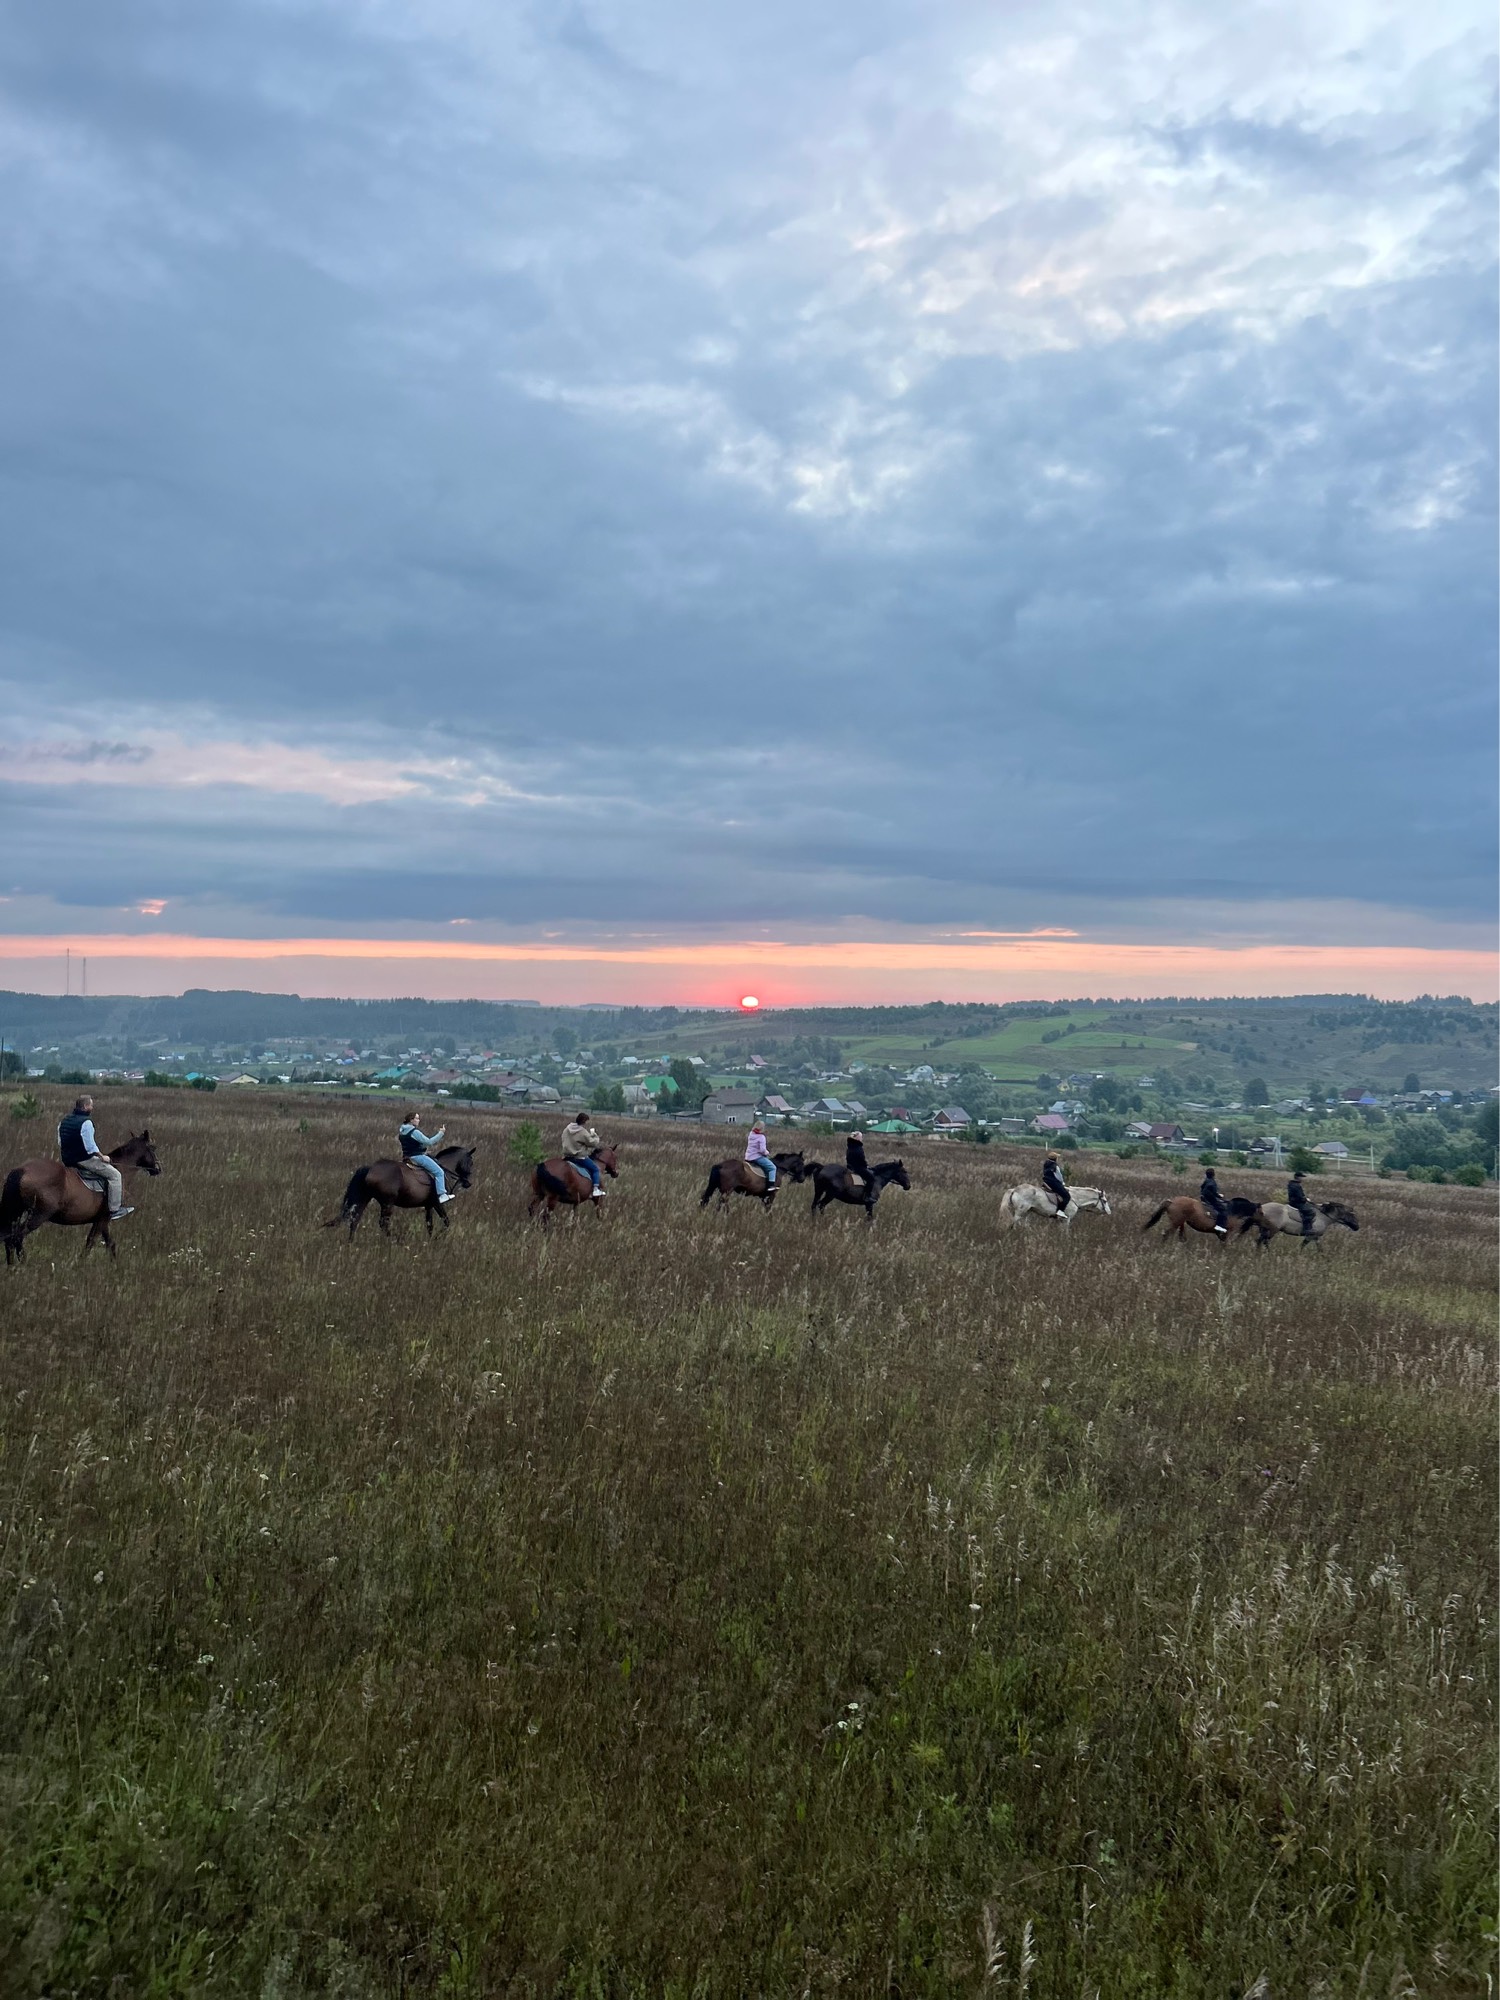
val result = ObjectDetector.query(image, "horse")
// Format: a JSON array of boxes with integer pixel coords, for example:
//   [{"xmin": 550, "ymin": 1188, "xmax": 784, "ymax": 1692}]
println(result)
[
  {"xmin": 806, "ymin": 1158, "xmax": 911, "ymax": 1225},
  {"xmin": 2, "ymin": 1131, "xmax": 161, "ymax": 1264},
  {"xmin": 699, "ymin": 1151, "xmax": 808, "ymax": 1211},
  {"xmin": 999, "ymin": 1183, "xmax": 1112, "ymax": 1226},
  {"xmin": 326, "ymin": 1143, "xmax": 477, "ymax": 1239},
  {"xmin": 528, "ymin": 1145, "xmax": 620, "ymax": 1224},
  {"xmin": 1141, "ymin": 1195, "xmax": 1233, "ymax": 1243},
  {"xmin": 1229, "ymin": 1196, "xmax": 1359, "ymax": 1249}
]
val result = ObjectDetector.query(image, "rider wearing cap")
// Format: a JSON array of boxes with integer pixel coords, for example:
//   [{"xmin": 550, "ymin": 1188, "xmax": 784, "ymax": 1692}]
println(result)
[
  {"xmin": 1041, "ymin": 1151, "xmax": 1071, "ymax": 1220},
  {"xmin": 1287, "ymin": 1169, "xmax": 1317, "ymax": 1236},
  {"xmin": 57, "ymin": 1095, "xmax": 132, "ymax": 1220}
]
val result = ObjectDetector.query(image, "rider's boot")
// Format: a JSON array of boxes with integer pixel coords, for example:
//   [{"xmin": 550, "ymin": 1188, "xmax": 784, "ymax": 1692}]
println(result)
[
  {"xmin": 112, "ymin": 1206, "xmax": 135, "ymax": 1220},
  {"xmin": 591, "ymin": 1185, "xmax": 604, "ymax": 1199},
  {"xmin": 438, "ymin": 1191, "xmax": 456, "ymax": 1203}
]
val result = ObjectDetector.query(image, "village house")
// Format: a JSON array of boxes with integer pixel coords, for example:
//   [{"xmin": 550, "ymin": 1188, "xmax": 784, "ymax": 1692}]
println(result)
[
  {"xmin": 759, "ymin": 1094, "xmax": 796, "ymax": 1121},
  {"xmin": 930, "ymin": 1107, "xmax": 972, "ymax": 1135},
  {"xmin": 1313, "ymin": 1140, "xmax": 1351, "ymax": 1160},
  {"xmin": 700, "ymin": 1088, "xmax": 760, "ymax": 1126},
  {"xmin": 1146, "ymin": 1123, "xmax": 1185, "ymax": 1144},
  {"xmin": 1031, "ymin": 1113, "xmax": 1070, "ymax": 1135}
]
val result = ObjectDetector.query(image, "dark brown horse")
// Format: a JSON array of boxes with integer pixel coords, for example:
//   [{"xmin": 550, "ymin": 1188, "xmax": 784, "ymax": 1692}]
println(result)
[
  {"xmin": 807, "ymin": 1158, "xmax": 910, "ymax": 1225},
  {"xmin": 699, "ymin": 1150, "xmax": 808, "ymax": 1210},
  {"xmin": 1141, "ymin": 1195, "xmax": 1230, "ymax": 1243},
  {"xmin": 529, "ymin": 1145, "xmax": 620, "ymax": 1223},
  {"xmin": 2, "ymin": 1131, "xmax": 161, "ymax": 1264},
  {"xmin": 327, "ymin": 1143, "xmax": 476, "ymax": 1239}
]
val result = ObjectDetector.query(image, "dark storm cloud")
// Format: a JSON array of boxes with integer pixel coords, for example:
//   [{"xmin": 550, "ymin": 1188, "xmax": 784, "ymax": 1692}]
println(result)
[{"xmin": 1, "ymin": 0, "xmax": 1493, "ymax": 944}]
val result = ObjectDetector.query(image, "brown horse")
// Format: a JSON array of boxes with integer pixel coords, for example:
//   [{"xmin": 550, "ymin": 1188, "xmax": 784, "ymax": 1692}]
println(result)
[
  {"xmin": 1141, "ymin": 1195, "xmax": 1231, "ymax": 1243},
  {"xmin": 806, "ymin": 1158, "xmax": 911, "ymax": 1225},
  {"xmin": 699, "ymin": 1150, "xmax": 808, "ymax": 1210},
  {"xmin": 529, "ymin": 1145, "xmax": 620, "ymax": 1223},
  {"xmin": 327, "ymin": 1143, "xmax": 476, "ymax": 1239},
  {"xmin": 2, "ymin": 1131, "xmax": 162, "ymax": 1264}
]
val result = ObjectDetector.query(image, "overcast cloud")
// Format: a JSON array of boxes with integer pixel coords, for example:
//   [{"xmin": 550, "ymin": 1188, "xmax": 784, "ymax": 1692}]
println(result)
[{"xmin": 1, "ymin": 0, "xmax": 1494, "ymax": 966}]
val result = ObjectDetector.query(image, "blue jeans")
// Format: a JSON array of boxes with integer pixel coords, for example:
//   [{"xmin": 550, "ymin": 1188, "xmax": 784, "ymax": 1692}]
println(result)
[
  {"xmin": 748, "ymin": 1155, "xmax": 776, "ymax": 1185},
  {"xmin": 406, "ymin": 1153, "xmax": 447, "ymax": 1197},
  {"xmin": 571, "ymin": 1154, "xmax": 602, "ymax": 1190}
]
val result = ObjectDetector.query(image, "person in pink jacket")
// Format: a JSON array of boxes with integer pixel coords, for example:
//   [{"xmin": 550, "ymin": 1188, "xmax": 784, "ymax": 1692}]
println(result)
[{"xmin": 744, "ymin": 1121, "xmax": 777, "ymax": 1188}]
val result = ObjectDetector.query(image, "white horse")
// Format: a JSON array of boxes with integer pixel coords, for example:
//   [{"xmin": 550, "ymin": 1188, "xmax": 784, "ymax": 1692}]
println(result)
[{"xmin": 999, "ymin": 1183, "xmax": 1112, "ymax": 1226}]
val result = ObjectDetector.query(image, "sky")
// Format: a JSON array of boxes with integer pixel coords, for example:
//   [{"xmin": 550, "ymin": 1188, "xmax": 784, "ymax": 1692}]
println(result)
[{"xmin": 1, "ymin": 0, "xmax": 1495, "ymax": 1005}]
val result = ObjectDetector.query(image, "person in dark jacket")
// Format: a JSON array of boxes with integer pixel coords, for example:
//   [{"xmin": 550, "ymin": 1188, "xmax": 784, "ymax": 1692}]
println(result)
[
  {"xmin": 845, "ymin": 1131, "xmax": 869, "ymax": 1188},
  {"xmin": 58, "ymin": 1094, "xmax": 132, "ymax": 1219},
  {"xmin": 1041, "ymin": 1152, "xmax": 1071, "ymax": 1219},
  {"xmin": 1199, "ymin": 1166, "xmax": 1228, "ymax": 1235},
  {"xmin": 1287, "ymin": 1171, "xmax": 1317, "ymax": 1236}
]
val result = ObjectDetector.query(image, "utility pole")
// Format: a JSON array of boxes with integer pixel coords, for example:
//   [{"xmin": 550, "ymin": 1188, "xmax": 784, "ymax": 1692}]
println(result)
[
  {"xmin": 81, "ymin": 957, "xmax": 88, "ymax": 997},
  {"xmin": 65, "ymin": 947, "xmax": 71, "ymax": 996}
]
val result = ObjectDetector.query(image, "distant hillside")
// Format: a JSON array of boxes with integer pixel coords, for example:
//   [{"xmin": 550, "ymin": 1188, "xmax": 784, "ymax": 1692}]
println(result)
[{"xmin": 1, "ymin": 989, "xmax": 1495, "ymax": 1095}]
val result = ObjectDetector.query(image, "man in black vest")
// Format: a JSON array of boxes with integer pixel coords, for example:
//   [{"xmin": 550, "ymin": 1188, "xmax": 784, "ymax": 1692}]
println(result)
[
  {"xmin": 1287, "ymin": 1170, "xmax": 1317, "ymax": 1237},
  {"xmin": 58, "ymin": 1095, "xmax": 131, "ymax": 1219},
  {"xmin": 1199, "ymin": 1166, "xmax": 1228, "ymax": 1235}
]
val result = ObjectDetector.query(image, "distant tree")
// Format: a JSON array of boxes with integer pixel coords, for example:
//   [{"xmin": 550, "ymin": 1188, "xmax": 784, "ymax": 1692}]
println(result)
[
  {"xmin": 555, "ymin": 1025, "xmax": 579, "ymax": 1058},
  {"xmin": 1244, "ymin": 1078, "xmax": 1270, "ymax": 1107},
  {"xmin": 1287, "ymin": 1145, "xmax": 1322, "ymax": 1176},
  {"xmin": 1475, "ymin": 1099, "xmax": 1498, "ymax": 1172},
  {"xmin": 1088, "ymin": 1075, "xmax": 1126, "ymax": 1109},
  {"xmin": 1453, "ymin": 1163, "xmax": 1487, "ymax": 1186},
  {"xmin": 1403, "ymin": 1072, "xmax": 1421, "ymax": 1093},
  {"xmin": 669, "ymin": 1058, "xmax": 706, "ymax": 1110},
  {"xmin": 0, "ymin": 1049, "xmax": 23, "ymax": 1081},
  {"xmin": 589, "ymin": 1080, "xmax": 626, "ymax": 1114},
  {"xmin": 189, "ymin": 1075, "xmax": 217, "ymax": 1092},
  {"xmin": 508, "ymin": 1121, "xmax": 544, "ymax": 1169},
  {"xmin": 9, "ymin": 1092, "xmax": 39, "ymax": 1122}
]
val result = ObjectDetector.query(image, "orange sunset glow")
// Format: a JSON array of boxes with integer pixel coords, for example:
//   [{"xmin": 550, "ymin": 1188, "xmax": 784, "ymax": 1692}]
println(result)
[{"xmin": 0, "ymin": 931, "xmax": 1491, "ymax": 1005}]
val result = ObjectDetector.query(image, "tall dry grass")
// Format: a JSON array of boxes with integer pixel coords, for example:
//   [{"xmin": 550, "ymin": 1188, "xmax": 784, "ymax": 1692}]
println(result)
[{"xmin": 1, "ymin": 1090, "xmax": 1494, "ymax": 1996}]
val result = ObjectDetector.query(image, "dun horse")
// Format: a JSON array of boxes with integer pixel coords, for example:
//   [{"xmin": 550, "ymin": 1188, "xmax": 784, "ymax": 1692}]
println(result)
[
  {"xmin": 2, "ymin": 1131, "xmax": 161, "ymax": 1264},
  {"xmin": 529, "ymin": 1144, "xmax": 620, "ymax": 1223},
  {"xmin": 1230, "ymin": 1197, "xmax": 1359, "ymax": 1248},
  {"xmin": 328, "ymin": 1144, "xmax": 477, "ymax": 1239},
  {"xmin": 699, "ymin": 1151, "xmax": 808, "ymax": 1210}
]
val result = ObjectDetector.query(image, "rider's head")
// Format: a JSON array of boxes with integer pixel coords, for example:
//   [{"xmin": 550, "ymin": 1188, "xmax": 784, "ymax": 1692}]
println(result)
[
  {"xmin": 850, "ymin": 1130, "xmax": 863, "ymax": 1142},
  {"xmin": 751, "ymin": 1121, "xmax": 764, "ymax": 1134},
  {"xmin": 74, "ymin": 1095, "xmax": 92, "ymax": 1114},
  {"xmin": 1044, "ymin": 1152, "xmax": 1057, "ymax": 1164}
]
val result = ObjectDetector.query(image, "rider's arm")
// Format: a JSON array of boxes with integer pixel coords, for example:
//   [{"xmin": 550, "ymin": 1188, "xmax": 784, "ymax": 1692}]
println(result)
[
  {"xmin": 79, "ymin": 1118, "xmax": 104, "ymax": 1158},
  {"xmin": 428, "ymin": 1127, "xmax": 445, "ymax": 1147}
]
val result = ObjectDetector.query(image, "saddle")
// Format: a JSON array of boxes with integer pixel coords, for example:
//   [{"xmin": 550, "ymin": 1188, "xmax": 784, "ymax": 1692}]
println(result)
[
  {"xmin": 746, "ymin": 1164, "xmax": 770, "ymax": 1192},
  {"xmin": 74, "ymin": 1165, "xmax": 110, "ymax": 1196}
]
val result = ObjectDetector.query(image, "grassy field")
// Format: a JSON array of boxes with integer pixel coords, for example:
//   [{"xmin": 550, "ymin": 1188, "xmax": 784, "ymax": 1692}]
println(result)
[{"xmin": 1, "ymin": 1089, "xmax": 1494, "ymax": 1997}]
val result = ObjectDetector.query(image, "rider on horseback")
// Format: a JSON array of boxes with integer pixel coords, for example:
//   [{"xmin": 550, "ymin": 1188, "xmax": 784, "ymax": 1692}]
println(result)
[
  {"xmin": 398, "ymin": 1112, "xmax": 454, "ymax": 1202},
  {"xmin": 563, "ymin": 1114, "xmax": 606, "ymax": 1199},
  {"xmin": 1041, "ymin": 1152, "xmax": 1071, "ymax": 1220},
  {"xmin": 58, "ymin": 1096, "xmax": 132, "ymax": 1220},
  {"xmin": 1287, "ymin": 1170, "xmax": 1317, "ymax": 1237},
  {"xmin": 845, "ymin": 1130, "xmax": 868, "ymax": 1188},
  {"xmin": 1199, "ymin": 1166, "xmax": 1229, "ymax": 1236},
  {"xmin": 744, "ymin": 1121, "xmax": 777, "ymax": 1190}
]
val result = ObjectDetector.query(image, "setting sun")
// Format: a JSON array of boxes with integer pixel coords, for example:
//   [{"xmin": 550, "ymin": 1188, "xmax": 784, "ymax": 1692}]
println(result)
[{"xmin": 739, "ymin": 994, "xmax": 760, "ymax": 1010}]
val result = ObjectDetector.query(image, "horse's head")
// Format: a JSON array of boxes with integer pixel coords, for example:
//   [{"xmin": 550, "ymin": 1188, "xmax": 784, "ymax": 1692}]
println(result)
[
  {"xmin": 1226, "ymin": 1196, "xmax": 1260, "ymax": 1218},
  {"xmin": 1095, "ymin": 1188, "xmax": 1112, "ymax": 1215},
  {"xmin": 776, "ymin": 1151, "xmax": 808, "ymax": 1183},
  {"xmin": 1321, "ymin": 1201, "xmax": 1359, "ymax": 1230},
  {"xmin": 450, "ymin": 1145, "xmax": 477, "ymax": 1190},
  {"xmin": 885, "ymin": 1160, "xmax": 911, "ymax": 1192},
  {"xmin": 118, "ymin": 1130, "xmax": 162, "ymax": 1176},
  {"xmin": 596, "ymin": 1145, "xmax": 620, "ymax": 1179}
]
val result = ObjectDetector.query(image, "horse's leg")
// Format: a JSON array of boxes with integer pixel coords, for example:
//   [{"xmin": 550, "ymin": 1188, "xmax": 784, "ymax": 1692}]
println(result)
[
  {"xmin": 377, "ymin": 1203, "xmax": 394, "ymax": 1238},
  {"xmin": 346, "ymin": 1198, "xmax": 366, "ymax": 1240}
]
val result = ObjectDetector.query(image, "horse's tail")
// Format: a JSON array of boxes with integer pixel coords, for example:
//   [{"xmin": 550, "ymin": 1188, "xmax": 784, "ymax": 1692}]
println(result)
[
  {"xmin": 0, "ymin": 1166, "xmax": 27, "ymax": 1232},
  {"xmin": 699, "ymin": 1163, "xmax": 723, "ymax": 1207},
  {"xmin": 534, "ymin": 1160, "xmax": 572, "ymax": 1201},
  {"xmin": 325, "ymin": 1167, "xmax": 368, "ymax": 1226},
  {"xmin": 1141, "ymin": 1202, "xmax": 1169, "ymax": 1234}
]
